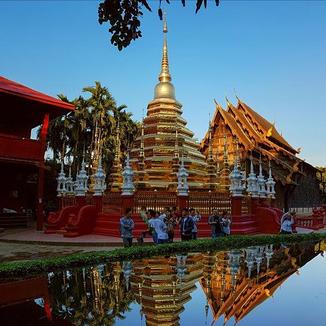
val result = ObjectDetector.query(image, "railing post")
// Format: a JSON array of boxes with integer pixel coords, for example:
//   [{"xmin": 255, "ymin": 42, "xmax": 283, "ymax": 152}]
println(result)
[
  {"xmin": 92, "ymin": 195, "xmax": 103, "ymax": 213},
  {"xmin": 231, "ymin": 196, "xmax": 243, "ymax": 217},
  {"xmin": 177, "ymin": 193, "xmax": 189, "ymax": 211}
]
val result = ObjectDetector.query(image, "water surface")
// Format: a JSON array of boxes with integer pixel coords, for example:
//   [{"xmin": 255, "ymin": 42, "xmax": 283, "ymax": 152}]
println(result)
[{"xmin": 0, "ymin": 241, "xmax": 325, "ymax": 326}]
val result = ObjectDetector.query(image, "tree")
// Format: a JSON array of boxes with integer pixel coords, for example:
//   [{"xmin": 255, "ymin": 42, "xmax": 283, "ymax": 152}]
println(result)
[
  {"xmin": 46, "ymin": 82, "xmax": 140, "ymax": 177},
  {"xmin": 98, "ymin": 0, "xmax": 220, "ymax": 50}
]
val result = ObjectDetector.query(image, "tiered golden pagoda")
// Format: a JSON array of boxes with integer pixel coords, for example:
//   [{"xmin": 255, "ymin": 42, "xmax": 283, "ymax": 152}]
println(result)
[{"xmin": 130, "ymin": 14, "xmax": 210, "ymax": 191}]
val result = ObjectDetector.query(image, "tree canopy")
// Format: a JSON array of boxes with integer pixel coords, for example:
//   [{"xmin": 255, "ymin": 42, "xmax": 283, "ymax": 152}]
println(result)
[
  {"xmin": 45, "ymin": 82, "xmax": 139, "ymax": 176},
  {"xmin": 98, "ymin": 0, "xmax": 220, "ymax": 50}
]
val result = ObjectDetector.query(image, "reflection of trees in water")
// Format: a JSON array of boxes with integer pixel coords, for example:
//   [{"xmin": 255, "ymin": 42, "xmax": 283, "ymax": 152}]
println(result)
[
  {"xmin": 46, "ymin": 241, "xmax": 323, "ymax": 325},
  {"xmin": 48, "ymin": 261, "xmax": 135, "ymax": 325}
]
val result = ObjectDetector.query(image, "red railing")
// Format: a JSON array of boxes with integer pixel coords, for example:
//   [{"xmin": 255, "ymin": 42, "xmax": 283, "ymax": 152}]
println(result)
[
  {"xmin": 102, "ymin": 192, "xmax": 122, "ymax": 213},
  {"xmin": 188, "ymin": 192, "xmax": 231, "ymax": 215},
  {"xmin": 133, "ymin": 191, "xmax": 177, "ymax": 214},
  {"xmin": 0, "ymin": 133, "xmax": 42, "ymax": 162},
  {"xmin": 61, "ymin": 196, "xmax": 76, "ymax": 208},
  {"xmin": 241, "ymin": 197, "xmax": 249, "ymax": 215},
  {"xmin": 294, "ymin": 206, "xmax": 326, "ymax": 230},
  {"xmin": 60, "ymin": 191, "xmax": 239, "ymax": 217}
]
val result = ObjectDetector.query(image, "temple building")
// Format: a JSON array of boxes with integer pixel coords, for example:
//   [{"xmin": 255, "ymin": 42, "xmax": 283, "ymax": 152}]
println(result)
[
  {"xmin": 201, "ymin": 99, "xmax": 323, "ymax": 208},
  {"xmin": 0, "ymin": 76, "xmax": 74, "ymax": 230},
  {"xmin": 129, "ymin": 15, "xmax": 210, "ymax": 191},
  {"xmin": 106, "ymin": 14, "xmax": 324, "ymax": 209}
]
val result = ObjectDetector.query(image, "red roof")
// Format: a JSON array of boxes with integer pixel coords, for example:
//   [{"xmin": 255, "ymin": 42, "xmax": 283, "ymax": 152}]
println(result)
[{"xmin": 0, "ymin": 76, "xmax": 74, "ymax": 112}]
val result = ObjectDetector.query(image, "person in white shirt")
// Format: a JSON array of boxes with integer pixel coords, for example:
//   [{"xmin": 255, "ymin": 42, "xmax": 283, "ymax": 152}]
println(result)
[
  {"xmin": 147, "ymin": 210, "xmax": 159, "ymax": 244},
  {"xmin": 280, "ymin": 211, "xmax": 296, "ymax": 234},
  {"xmin": 155, "ymin": 218, "xmax": 169, "ymax": 244}
]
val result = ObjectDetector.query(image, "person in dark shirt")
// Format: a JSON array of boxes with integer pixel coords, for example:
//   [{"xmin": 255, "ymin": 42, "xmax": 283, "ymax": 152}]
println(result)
[
  {"xmin": 179, "ymin": 208, "xmax": 194, "ymax": 241},
  {"xmin": 120, "ymin": 208, "xmax": 134, "ymax": 247}
]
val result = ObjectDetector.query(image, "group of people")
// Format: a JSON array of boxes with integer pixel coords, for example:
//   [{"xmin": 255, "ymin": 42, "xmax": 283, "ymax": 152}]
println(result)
[
  {"xmin": 120, "ymin": 207, "xmax": 298, "ymax": 247},
  {"xmin": 119, "ymin": 206, "xmax": 232, "ymax": 247}
]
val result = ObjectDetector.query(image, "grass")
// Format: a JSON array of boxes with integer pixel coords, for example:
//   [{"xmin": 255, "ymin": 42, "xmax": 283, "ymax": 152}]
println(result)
[{"xmin": 1, "ymin": 233, "xmax": 325, "ymax": 278}]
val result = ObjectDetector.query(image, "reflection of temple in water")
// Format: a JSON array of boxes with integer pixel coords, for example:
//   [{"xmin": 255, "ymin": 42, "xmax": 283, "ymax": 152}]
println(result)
[
  {"xmin": 1, "ymin": 242, "xmax": 321, "ymax": 326},
  {"xmin": 200, "ymin": 243, "xmax": 319, "ymax": 324},
  {"xmin": 130, "ymin": 254, "xmax": 203, "ymax": 326}
]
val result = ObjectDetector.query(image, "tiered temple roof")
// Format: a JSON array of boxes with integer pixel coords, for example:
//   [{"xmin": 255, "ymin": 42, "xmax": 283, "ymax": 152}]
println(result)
[{"xmin": 201, "ymin": 98, "xmax": 304, "ymax": 187}]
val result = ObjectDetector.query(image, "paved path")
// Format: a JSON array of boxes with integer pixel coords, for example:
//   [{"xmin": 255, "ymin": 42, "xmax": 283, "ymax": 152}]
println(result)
[
  {"xmin": 0, "ymin": 228, "xmax": 152, "ymax": 263},
  {"xmin": 0, "ymin": 242, "xmax": 116, "ymax": 263}
]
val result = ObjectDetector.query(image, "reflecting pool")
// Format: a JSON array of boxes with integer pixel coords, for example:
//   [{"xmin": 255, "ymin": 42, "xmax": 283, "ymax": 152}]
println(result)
[{"xmin": 0, "ymin": 241, "xmax": 325, "ymax": 326}]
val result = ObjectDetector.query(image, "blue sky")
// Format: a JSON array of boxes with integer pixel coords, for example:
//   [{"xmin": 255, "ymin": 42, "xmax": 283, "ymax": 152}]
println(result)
[{"xmin": 1, "ymin": 1, "xmax": 325, "ymax": 166}]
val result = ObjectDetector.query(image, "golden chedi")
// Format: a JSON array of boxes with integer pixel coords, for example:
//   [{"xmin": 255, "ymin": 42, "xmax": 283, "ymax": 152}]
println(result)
[{"xmin": 130, "ymin": 14, "xmax": 210, "ymax": 191}]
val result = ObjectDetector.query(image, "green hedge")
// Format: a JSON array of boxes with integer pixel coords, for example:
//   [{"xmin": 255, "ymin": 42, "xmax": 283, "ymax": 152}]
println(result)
[{"xmin": 1, "ymin": 233, "xmax": 325, "ymax": 278}]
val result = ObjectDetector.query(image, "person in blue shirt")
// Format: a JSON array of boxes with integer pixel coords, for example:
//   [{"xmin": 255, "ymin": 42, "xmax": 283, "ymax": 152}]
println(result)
[{"xmin": 120, "ymin": 208, "xmax": 134, "ymax": 247}]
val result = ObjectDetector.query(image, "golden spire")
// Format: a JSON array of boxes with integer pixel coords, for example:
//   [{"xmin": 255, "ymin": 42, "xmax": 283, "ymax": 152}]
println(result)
[
  {"xmin": 159, "ymin": 12, "xmax": 171, "ymax": 83},
  {"xmin": 154, "ymin": 12, "xmax": 176, "ymax": 99}
]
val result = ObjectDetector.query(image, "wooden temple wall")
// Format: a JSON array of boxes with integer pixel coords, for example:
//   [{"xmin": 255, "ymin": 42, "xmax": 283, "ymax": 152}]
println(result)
[{"xmin": 287, "ymin": 167, "xmax": 325, "ymax": 208}]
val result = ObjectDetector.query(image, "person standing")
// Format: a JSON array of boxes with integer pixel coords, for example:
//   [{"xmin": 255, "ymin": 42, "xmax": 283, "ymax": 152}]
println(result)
[
  {"xmin": 221, "ymin": 210, "xmax": 231, "ymax": 236},
  {"xmin": 208, "ymin": 209, "xmax": 223, "ymax": 238},
  {"xmin": 208, "ymin": 209, "xmax": 218, "ymax": 239},
  {"xmin": 179, "ymin": 208, "xmax": 194, "ymax": 241},
  {"xmin": 120, "ymin": 208, "xmax": 134, "ymax": 247},
  {"xmin": 155, "ymin": 217, "xmax": 169, "ymax": 244},
  {"xmin": 280, "ymin": 211, "xmax": 296, "ymax": 234},
  {"xmin": 190, "ymin": 208, "xmax": 201, "ymax": 240},
  {"xmin": 166, "ymin": 210, "xmax": 176, "ymax": 242},
  {"xmin": 147, "ymin": 210, "xmax": 159, "ymax": 244}
]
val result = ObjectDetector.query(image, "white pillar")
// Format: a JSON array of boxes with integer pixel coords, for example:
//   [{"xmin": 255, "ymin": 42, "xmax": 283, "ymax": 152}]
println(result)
[
  {"xmin": 177, "ymin": 156, "xmax": 189, "ymax": 196},
  {"xmin": 57, "ymin": 161, "xmax": 67, "ymax": 197},
  {"xmin": 266, "ymin": 161, "xmax": 276, "ymax": 199},
  {"xmin": 93, "ymin": 157, "xmax": 106, "ymax": 196},
  {"xmin": 121, "ymin": 153, "xmax": 135, "ymax": 195},
  {"xmin": 246, "ymin": 156, "xmax": 258, "ymax": 197},
  {"xmin": 75, "ymin": 160, "xmax": 89, "ymax": 196},
  {"xmin": 257, "ymin": 156, "xmax": 267, "ymax": 198}
]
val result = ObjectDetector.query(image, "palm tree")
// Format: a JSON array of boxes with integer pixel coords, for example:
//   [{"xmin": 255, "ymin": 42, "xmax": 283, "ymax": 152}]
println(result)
[{"xmin": 46, "ymin": 82, "xmax": 140, "ymax": 180}]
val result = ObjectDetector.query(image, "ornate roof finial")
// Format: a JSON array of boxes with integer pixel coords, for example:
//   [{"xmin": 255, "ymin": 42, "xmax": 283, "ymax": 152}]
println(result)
[
  {"xmin": 159, "ymin": 11, "xmax": 171, "ymax": 83},
  {"xmin": 225, "ymin": 96, "xmax": 232, "ymax": 109}
]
